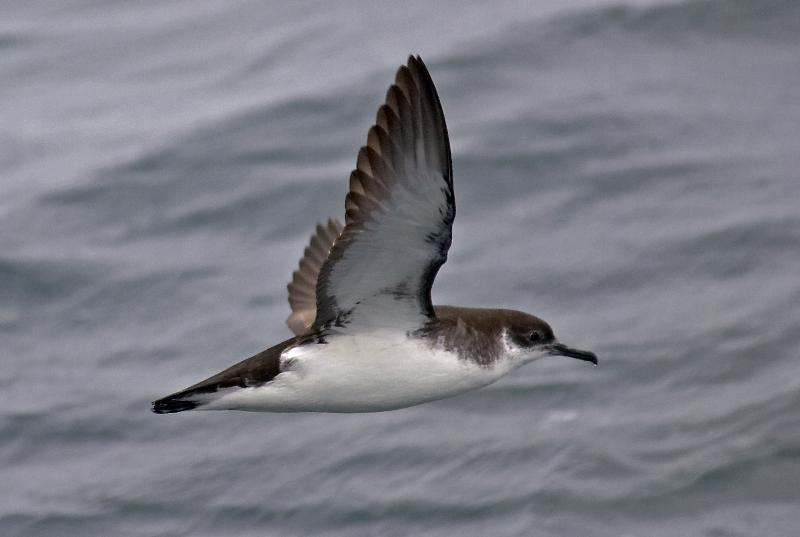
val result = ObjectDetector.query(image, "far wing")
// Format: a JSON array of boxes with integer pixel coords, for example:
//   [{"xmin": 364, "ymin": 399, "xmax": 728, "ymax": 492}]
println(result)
[{"xmin": 286, "ymin": 219, "xmax": 343, "ymax": 335}]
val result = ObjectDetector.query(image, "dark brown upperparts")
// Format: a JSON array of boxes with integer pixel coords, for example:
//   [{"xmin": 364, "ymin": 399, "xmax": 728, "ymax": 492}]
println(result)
[
  {"xmin": 426, "ymin": 306, "xmax": 555, "ymax": 366},
  {"xmin": 151, "ymin": 336, "xmax": 303, "ymax": 413}
]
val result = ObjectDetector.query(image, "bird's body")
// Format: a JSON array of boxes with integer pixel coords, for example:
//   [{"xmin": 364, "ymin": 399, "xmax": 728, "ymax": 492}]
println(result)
[
  {"xmin": 195, "ymin": 329, "xmax": 500, "ymax": 413},
  {"xmin": 152, "ymin": 56, "xmax": 596, "ymax": 415}
]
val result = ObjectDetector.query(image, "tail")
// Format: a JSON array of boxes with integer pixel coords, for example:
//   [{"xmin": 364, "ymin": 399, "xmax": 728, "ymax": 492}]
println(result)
[
  {"xmin": 151, "ymin": 336, "xmax": 294, "ymax": 414},
  {"xmin": 151, "ymin": 395, "xmax": 200, "ymax": 414},
  {"xmin": 151, "ymin": 386, "xmax": 213, "ymax": 414},
  {"xmin": 151, "ymin": 368, "xmax": 231, "ymax": 415}
]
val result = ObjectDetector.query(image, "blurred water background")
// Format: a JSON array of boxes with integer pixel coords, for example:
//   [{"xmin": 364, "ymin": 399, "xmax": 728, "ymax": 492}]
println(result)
[{"xmin": 2, "ymin": 1, "xmax": 800, "ymax": 536}]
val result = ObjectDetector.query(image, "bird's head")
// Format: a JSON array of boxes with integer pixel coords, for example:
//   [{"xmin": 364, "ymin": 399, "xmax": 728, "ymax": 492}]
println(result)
[{"xmin": 499, "ymin": 310, "xmax": 598, "ymax": 366}]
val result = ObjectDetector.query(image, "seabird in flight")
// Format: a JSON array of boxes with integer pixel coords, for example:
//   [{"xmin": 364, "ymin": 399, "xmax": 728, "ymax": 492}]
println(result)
[{"xmin": 152, "ymin": 55, "xmax": 597, "ymax": 414}]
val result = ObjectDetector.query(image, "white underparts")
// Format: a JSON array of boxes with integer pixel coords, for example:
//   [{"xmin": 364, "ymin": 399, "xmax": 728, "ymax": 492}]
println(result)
[{"xmin": 200, "ymin": 330, "xmax": 520, "ymax": 413}]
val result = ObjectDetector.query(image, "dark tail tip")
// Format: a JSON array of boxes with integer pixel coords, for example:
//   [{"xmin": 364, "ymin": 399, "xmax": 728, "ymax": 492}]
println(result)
[{"xmin": 152, "ymin": 396, "xmax": 198, "ymax": 414}]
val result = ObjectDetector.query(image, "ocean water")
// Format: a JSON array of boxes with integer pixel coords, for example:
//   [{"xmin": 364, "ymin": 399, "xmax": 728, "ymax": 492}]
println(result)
[{"xmin": 2, "ymin": 0, "xmax": 800, "ymax": 535}]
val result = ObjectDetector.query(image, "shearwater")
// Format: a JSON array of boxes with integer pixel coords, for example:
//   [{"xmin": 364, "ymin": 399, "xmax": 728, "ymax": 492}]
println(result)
[{"xmin": 152, "ymin": 55, "xmax": 597, "ymax": 414}]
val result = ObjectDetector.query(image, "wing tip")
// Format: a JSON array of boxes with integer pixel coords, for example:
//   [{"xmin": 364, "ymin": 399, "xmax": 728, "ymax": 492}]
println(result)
[{"xmin": 404, "ymin": 54, "xmax": 433, "ymax": 86}]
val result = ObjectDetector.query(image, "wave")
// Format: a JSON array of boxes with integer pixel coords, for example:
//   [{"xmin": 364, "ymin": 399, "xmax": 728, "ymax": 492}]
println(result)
[{"xmin": 549, "ymin": 0, "xmax": 800, "ymax": 44}]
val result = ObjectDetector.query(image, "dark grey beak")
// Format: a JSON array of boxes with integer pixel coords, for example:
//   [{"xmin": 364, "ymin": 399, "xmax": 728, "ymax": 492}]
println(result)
[{"xmin": 548, "ymin": 342, "xmax": 598, "ymax": 365}]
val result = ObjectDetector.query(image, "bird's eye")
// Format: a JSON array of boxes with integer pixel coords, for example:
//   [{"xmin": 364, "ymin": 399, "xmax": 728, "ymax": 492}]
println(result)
[{"xmin": 529, "ymin": 332, "xmax": 541, "ymax": 343}]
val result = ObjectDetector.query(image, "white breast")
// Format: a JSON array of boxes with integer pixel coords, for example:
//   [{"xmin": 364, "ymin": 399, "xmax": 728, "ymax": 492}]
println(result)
[{"xmin": 203, "ymin": 330, "xmax": 514, "ymax": 412}]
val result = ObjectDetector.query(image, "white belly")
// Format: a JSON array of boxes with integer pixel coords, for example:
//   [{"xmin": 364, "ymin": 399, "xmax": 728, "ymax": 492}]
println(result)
[{"xmin": 203, "ymin": 331, "xmax": 512, "ymax": 412}]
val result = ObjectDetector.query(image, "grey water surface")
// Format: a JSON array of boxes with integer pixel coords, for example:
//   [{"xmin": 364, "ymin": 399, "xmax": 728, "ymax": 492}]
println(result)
[{"xmin": 2, "ymin": 1, "xmax": 800, "ymax": 536}]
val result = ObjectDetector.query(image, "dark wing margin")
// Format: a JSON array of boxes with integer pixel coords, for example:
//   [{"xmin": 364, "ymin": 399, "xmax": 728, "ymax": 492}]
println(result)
[
  {"xmin": 286, "ymin": 219, "xmax": 343, "ymax": 335},
  {"xmin": 314, "ymin": 55, "xmax": 454, "ymax": 329}
]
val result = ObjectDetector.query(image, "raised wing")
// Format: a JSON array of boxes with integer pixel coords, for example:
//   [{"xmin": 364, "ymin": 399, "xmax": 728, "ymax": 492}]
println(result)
[
  {"xmin": 314, "ymin": 55, "xmax": 454, "ymax": 330},
  {"xmin": 286, "ymin": 219, "xmax": 343, "ymax": 335}
]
